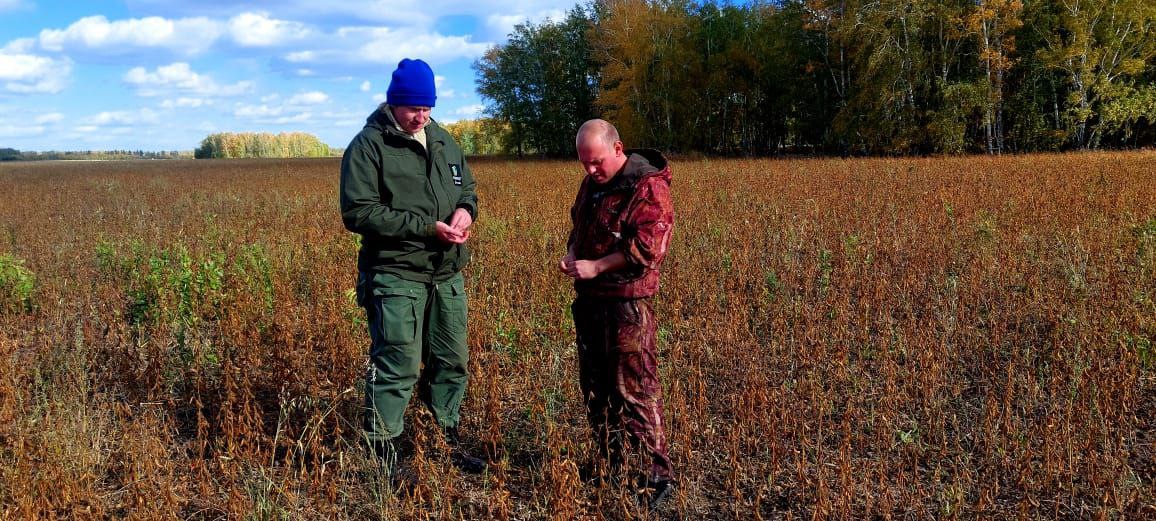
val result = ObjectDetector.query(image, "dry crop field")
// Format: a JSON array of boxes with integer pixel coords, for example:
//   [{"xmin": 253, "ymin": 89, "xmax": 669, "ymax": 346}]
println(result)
[{"xmin": 0, "ymin": 152, "xmax": 1153, "ymax": 520}]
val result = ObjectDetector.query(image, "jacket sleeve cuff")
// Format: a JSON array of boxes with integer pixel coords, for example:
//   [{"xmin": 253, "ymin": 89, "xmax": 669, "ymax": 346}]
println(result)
[{"xmin": 422, "ymin": 221, "xmax": 438, "ymax": 237}]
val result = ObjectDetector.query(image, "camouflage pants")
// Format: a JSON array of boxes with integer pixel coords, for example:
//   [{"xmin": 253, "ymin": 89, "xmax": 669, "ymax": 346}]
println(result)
[{"xmin": 572, "ymin": 296, "xmax": 673, "ymax": 482}]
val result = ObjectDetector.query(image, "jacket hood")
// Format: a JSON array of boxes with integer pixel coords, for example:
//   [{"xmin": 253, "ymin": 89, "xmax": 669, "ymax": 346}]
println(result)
[
  {"xmin": 605, "ymin": 148, "xmax": 671, "ymax": 191},
  {"xmin": 364, "ymin": 105, "xmax": 390, "ymax": 132}
]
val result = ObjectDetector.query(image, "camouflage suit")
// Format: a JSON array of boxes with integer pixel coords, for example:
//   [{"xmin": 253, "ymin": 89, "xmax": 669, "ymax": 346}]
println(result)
[{"xmin": 566, "ymin": 149, "xmax": 674, "ymax": 482}]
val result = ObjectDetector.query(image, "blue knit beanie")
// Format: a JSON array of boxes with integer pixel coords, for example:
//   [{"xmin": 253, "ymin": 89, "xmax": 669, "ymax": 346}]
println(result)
[{"xmin": 386, "ymin": 58, "xmax": 436, "ymax": 108}]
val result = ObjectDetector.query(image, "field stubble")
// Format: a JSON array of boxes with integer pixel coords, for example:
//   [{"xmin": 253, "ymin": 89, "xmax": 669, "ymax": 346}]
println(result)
[{"xmin": 0, "ymin": 152, "xmax": 1153, "ymax": 520}]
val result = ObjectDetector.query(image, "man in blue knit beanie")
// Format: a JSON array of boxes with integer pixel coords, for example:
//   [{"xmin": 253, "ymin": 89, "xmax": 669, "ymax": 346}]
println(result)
[{"xmin": 340, "ymin": 58, "xmax": 485, "ymax": 482}]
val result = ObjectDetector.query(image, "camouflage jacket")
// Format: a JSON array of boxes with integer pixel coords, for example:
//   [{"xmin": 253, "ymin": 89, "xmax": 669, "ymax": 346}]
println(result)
[{"xmin": 567, "ymin": 149, "xmax": 674, "ymax": 298}]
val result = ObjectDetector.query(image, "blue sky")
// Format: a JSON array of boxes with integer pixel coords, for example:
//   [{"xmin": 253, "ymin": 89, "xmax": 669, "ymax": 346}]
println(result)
[{"xmin": 0, "ymin": 0, "xmax": 578, "ymax": 151}]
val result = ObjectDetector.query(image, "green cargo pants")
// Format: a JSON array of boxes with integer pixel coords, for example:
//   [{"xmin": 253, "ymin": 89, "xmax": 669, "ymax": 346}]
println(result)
[{"xmin": 360, "ymin": 271, "xmax": 469, "ymax": 442}]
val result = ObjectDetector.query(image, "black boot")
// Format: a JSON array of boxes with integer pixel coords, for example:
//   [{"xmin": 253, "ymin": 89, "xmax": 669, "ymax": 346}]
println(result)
[
  {"xmin": 637, "ymin": 477, "xmax": 675, "ymax": 511},
  {"xmin": 579, "ymin": 457, "xmax": 626, "ymax": 485},
  {"xmin": 366, "ymin": 437, "xmax": 398, "ymax": 475},
  {"xmin": 443, "ymin": 426, "xmax": 487, "ymax": 474},
  {"xmin": 366, "ymin": 437, "xmax": 418, "ymax": 488}
]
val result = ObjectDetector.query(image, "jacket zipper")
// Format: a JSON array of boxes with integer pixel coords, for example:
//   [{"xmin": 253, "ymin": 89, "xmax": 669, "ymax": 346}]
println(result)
[{"xmin": 424, "ymin": 139, "xmax": 443, "ymax": 222}]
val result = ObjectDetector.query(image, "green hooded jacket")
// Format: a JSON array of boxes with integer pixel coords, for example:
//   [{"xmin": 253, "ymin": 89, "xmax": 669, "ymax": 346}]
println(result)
[{"xmin": 340, "ymin": 105, "xmax": 478, "ymax": 283}]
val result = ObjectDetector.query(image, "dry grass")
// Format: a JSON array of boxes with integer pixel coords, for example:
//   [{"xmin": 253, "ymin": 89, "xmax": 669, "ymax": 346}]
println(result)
[{"xmin": 0, "ymin": 152, "xmax": 1153, "ymax": 520}]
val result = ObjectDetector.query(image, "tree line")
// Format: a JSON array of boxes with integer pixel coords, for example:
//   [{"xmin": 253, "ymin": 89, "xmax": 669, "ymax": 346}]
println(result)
[
  {"xmin": 194, "ymin": 132, "xmax": 332, "ymax": 159},
  {"xmin": 474, "ymin": 0, "xmax": 1156, "ymax": 156},
  {"xmin": 0, "ymin": 148, "xmax": 192, "ymax": 161},
  {"xmin": 442, "ymin": 119, "xmax": 510, "ymax": 155}
]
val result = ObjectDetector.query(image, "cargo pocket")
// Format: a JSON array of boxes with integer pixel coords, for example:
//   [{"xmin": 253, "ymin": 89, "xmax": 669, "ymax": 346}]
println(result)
[
  {"xmin": 617, "ymin": 300, "xmax": 642, "ymax": 326},
  {"xmin": 610, "ymin": 300, "xmax": 649, "ymax": 353},
  {"xmin": 373, "ymin": 288, "xmax": 420, "ymax": 346},
  {"xmin": 445, "ymin": 276, "xmax": 468, "ymax": 333},
  {"xmin": 616, "ymin": 349, "xmax": 661, "ymax": 405}
]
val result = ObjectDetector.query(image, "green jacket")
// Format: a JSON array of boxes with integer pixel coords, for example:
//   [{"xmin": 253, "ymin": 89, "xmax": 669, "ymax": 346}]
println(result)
[{"xmin": 340, "ymin": 106, "xmax": 478, "ymax": 283}]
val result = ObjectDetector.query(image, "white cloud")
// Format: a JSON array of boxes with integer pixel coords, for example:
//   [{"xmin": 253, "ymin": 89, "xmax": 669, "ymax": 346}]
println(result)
[
  {"xmin": 160, "ymin": 97, "xmax": 209, "ymax": 108},
  {"xmin": 234, "ymin": 94, "xmax": 330, "ymax": 125},
  {"xmin": 0, "ymin": 50, "xmax": 71, "ymax": 93},
  {"xmin": 283, "ymin": 26, "xmax": 489, "ymax": 68},
  {"xmin": 38, "ymin": 15, "xmax": 224, "ymax": 56},
  {"xmin": 271, "ymin": 112, "xmax": 312, "ymax": 124},
  {"xmin": 0, "ymin": 124, "xmax": 46, "ymax": 138},
  {"xmin": 228, "ymin": 12, "xmax": 311, "ymax": 47},
  {"xmin": 0, "ymin": 0, "xmax": 29, "ymax": 12},
  {"xmin": 0, "ymin": 54, "xmax": 49, "ymax": 80},
  {"xmin": 433, "ymin": 75, "xmax": 458, "ymax": 97},
  {"xmin": 2, "ymin": 38, "xmax": 35, "ymax": 54},
  {"xmin": 437, "ymin": 103, "xmax": 485, "ymax": 123},
  {"xmin": 233, "ymin": 101, "xmax": 321, "ymax": 125},
  {"xmin": 124, "ymin": 62, "xmax": 254, "ymax": 97},
  {"xmin": 122, "ymin": 0, "xmax": 429, "ymax": 27},
  {"xmin": 285, "ymin": 50, "xmax": 315, "ymax": 61},
  {"xmin": 360, "ymin": 80, "xmax": 371, "ymax": 92},
  {"xmin": 287, "ymin": 91, "xmax": 329, "ymax": 105},
  {"xmin": 484, "ymin": 8, "xmax": 568, "ymax": 39},
  {"xmin": 234, "ymin": 103, "xmax": 283, "ymax": 119},
  {"xmin": 453, "ymin": 104, "xmax": 484, "ymax": 117},
  {"xmin": 485, "ymin": 14, "xmax": 529, "ymax": 38},
  {"xmin": 35, "ymin": 113, "xmax": 65, "ymax": 124},
  {"xmin": 86, "ymin": 108, "xmax": 161, "ymax": 126},
  {"xmin": 121, "ymin": 0, "xmax": 578, "ymax": 27}
]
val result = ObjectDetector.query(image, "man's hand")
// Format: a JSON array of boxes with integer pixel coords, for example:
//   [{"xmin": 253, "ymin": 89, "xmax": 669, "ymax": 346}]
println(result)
[
  {"xmin": 436, "ymin": 208, "xmax": 473, "ymax": 244},
  {"xmin": 449, "ymin": 208, "xmax": 473, "ymax": 234},
  {"xmin": 562, "ymin": 259, "xmax": 603, "ymax": 280},
  {"xmin": 560, "ymin": 252, "xmax": 627, "ymax": 280},
  {"xmin": 558, "ymin": 252, "xmax": 576, "ymax": 274},
  {"xmin": 436, "ymin": 221, "xmax": 469, "ymax": 244},
  {"xmin": 560, "ymin": 251, "xmax": 605, "ymax": 280}
]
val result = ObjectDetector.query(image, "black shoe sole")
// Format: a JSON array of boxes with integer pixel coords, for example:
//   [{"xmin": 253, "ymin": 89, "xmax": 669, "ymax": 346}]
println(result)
[
  {"xmin": 451, "ymin": 452, "xmax": 488, "ymax": 474},
  {"xmin": 641, "ymin": 480, "xmax": 675, "ymax": 511}
]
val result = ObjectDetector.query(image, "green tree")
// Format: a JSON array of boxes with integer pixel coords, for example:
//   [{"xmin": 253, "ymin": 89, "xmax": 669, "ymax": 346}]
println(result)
[
  {"xmin": 592, "ymin": 0, "xmax": 698, "ymax": 150},
  {"xmin": 194, "ymin": 132, "xmax": 329, "ymax": 158},
  {"xmin": 967, "ymin": 0, "xmax": 1023, "ymax": 154},
  {"xmin": 474, "ymin": 6, "xmax": 600, "ymax": 156},
  {"xmin": 835, "ymin": 0, "xmax": 939, "ymax": 153},
  {"xmin": 443, "ymin": 118, "xmax": 510, "ymax": 155},
  {"xmin": 1038, "ymin": 0, "xmax": 1156, "ymax": 149}
]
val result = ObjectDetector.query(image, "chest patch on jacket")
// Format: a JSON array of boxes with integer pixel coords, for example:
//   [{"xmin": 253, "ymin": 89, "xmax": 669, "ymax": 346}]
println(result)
[{"xmin": 450, "ymin": 164, "xmax": 462, "ymax": 186}]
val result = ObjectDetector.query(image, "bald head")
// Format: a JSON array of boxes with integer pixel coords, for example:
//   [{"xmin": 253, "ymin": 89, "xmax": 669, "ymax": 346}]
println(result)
[
  {"xmin": 576, "ymin": 119, "xmax": 620, "ymax": 148},
  {"xmin": 576, "ymin": 119, "xmax": 627, "ymax": 184}
]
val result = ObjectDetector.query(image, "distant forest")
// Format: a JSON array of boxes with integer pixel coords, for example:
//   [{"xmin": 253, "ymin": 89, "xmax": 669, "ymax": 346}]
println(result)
[
  {"xmin": 193, "ymin": 132, "xmax": 333, "ymax": 159},
  {"xmin": 0, "ymin": 132, "xmax": 336, "ymax": 161},
  {"xmin": 470, "ymin": 0, "xmax": 1156, "ymax": 157},
  {"xmin": 0, "ymin": 148, "xmax": 192, "ymax": 161}
]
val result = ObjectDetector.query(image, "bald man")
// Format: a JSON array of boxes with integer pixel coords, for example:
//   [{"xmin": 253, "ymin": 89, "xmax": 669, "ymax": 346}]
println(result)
[{"xmin": 559, "ymin": 119, "xmax": 675, "ymax": 509}]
